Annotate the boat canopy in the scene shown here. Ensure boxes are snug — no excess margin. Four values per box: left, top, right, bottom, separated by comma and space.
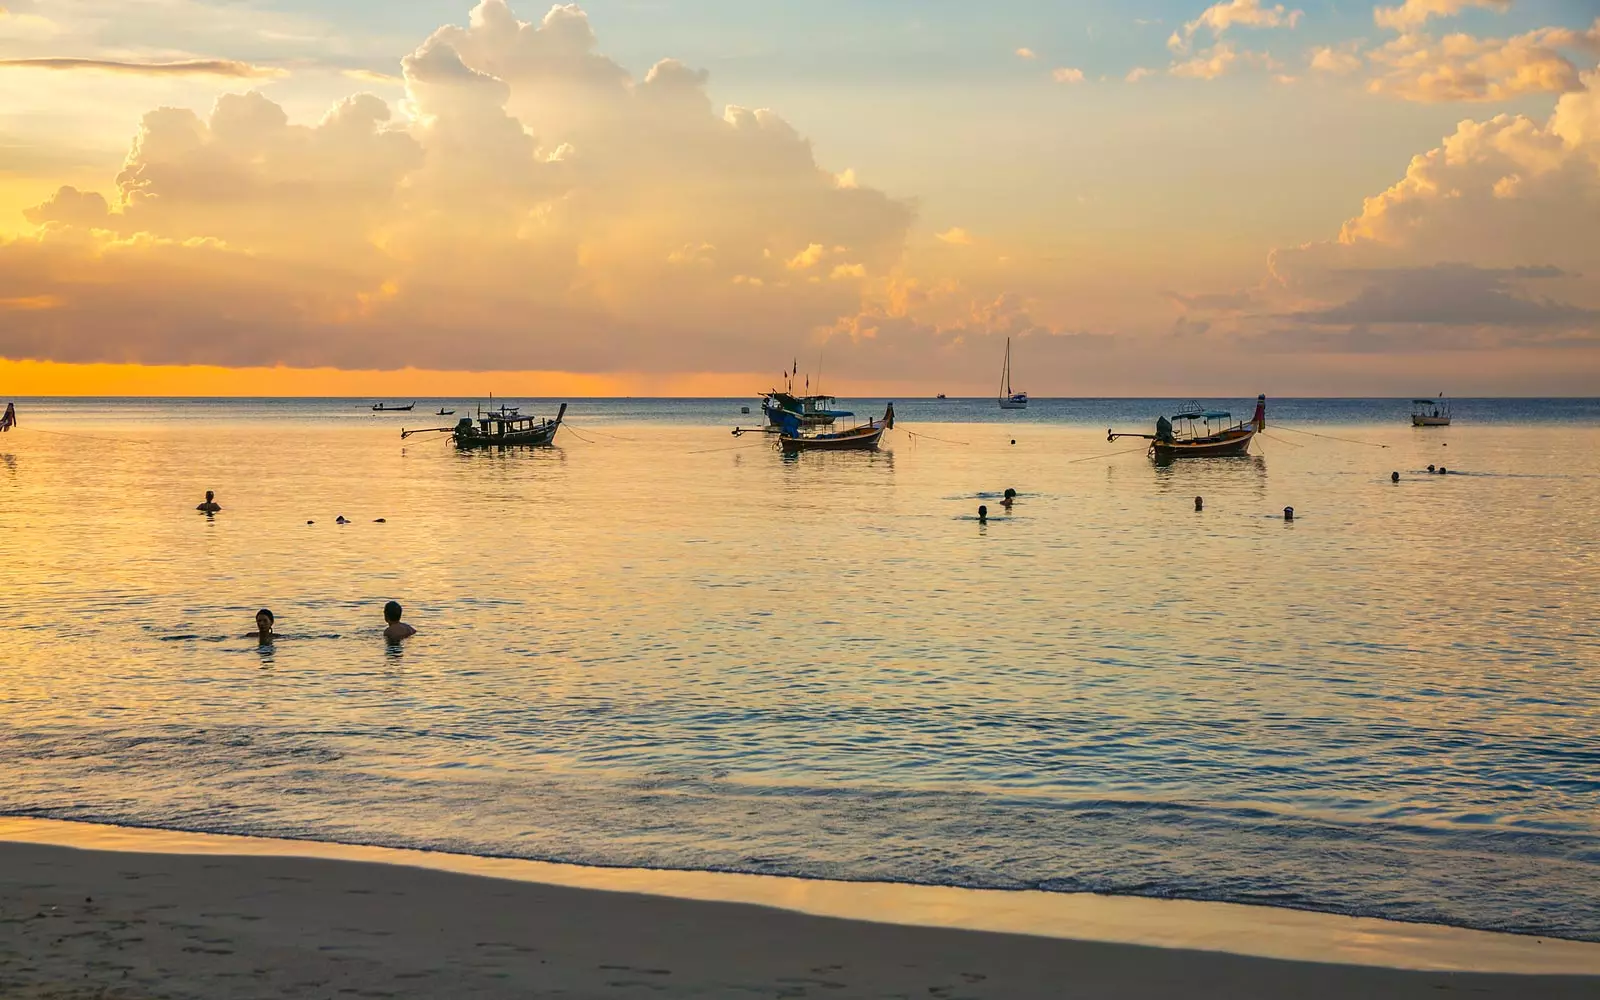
1172, 410, 1231, 420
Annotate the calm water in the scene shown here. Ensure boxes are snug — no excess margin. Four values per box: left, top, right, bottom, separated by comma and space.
1, 397, 1597, 940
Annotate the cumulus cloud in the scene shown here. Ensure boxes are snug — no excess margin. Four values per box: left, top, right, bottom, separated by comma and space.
0, 0, 924, 375
1255, 68, 1600, 352
0, 57, 283, 78
1373, 0, 1510, 32
1171, 0, 1302, 53
1051, 66, 1085, 84
1172, 42, 1243, 80
1126, 66, 1155, 82
1366, 19, 1600, 102
1015, 47, 1037, 60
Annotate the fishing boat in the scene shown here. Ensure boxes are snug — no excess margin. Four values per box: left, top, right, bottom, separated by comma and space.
372, 401, 415, 412
998, 338, 1027, 409
733, 403, 894, 453
0, 402, 15, 433
1411, 395, 1451, 426
761, 390, 853, 429
936, 393, 947, 400
401, 403, 566, 449
1108, 395, 1266, 460
437, 408, 455, 416
778, 403, 894, 453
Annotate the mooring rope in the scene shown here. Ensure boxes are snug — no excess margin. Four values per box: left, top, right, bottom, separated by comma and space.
1269, 424, 1389, 449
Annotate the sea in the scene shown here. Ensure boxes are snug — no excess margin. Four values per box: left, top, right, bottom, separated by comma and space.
1, 397, 1596, 941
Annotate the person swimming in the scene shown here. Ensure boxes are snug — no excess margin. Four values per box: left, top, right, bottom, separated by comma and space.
253, 608, 277, 642
977, 504, 988, 523
1001, 488, 1017, 508
383, 600, 416, 641
1194, 496, 1204, 512
196, 490, 221, 513
1391, 472, 1400, 483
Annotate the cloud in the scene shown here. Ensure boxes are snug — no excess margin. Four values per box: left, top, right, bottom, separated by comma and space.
1310, 44, 1363, 75
1172, 0, 1302, 53
1366, 19, 1600, 102
1373, 0, 1510, 32
0, 1, 919, 375
935, 227, 973, 245
1015, 47, 1037, 60
1249, 68, 1600, 352
1125, 66, 1155, 82
343, 68, 403, 86
1288, 264, 1595, 327
1171, 42, 1242, 80
1051, 66, 1085, 84
0, 57, 284, 78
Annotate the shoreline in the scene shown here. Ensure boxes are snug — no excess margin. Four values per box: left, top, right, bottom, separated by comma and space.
3, 817, 1597, 982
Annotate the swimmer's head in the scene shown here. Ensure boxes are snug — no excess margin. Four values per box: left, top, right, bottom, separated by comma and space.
384, 600, 403, 623
255, 608, 274, 632
978, 504, 988, 520
1391, 472, 1399, 482
1004, 488, 1017, 499
205, 490, 215, 501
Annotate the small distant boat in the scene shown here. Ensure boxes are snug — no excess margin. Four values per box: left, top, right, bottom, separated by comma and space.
0, 401, 15, 433
372, 402, 415, 412
936, 393, 947, 400
998, 338, 1027, 409
437, 408, 455, 416
1109, 395, 1266, 460
1412, 394, 1451, 427
778, 403, 895, 453
402, 403, 566, 448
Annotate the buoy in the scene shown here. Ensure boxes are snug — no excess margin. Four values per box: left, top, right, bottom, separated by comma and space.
1194, 496, 1204, 511
307, 520, 315, 525
1283, 506, 1294, 521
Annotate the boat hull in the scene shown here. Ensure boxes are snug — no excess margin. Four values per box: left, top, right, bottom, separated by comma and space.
1152, 428, 1256, 459
778, 425, 885, 453
1412, 416, 1451, 427
454, 426, 559, 449
998, 401, 1028, 410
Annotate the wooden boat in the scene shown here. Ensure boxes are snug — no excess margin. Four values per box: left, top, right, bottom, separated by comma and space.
936, 393, 947, 400
998, 338, 1027, 409
401, 403, 566, 448
1411, 395, 1451, 426
778, 403, 894, 453
372, 402, 415, 412
0, 402, 15, 433
437, 408, 455, 416
1109, 395, 1266, 460
761, 390, 853, 429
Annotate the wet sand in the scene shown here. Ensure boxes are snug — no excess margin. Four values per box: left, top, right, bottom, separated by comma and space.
2, 821, 1598, 999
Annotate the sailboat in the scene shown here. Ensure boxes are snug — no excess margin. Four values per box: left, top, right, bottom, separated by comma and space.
998, 338, 1028, 409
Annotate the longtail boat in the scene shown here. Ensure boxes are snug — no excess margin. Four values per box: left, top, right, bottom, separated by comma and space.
1108, 395, 1265, 460
761, 390, 853, 429
372, 401, 415, 412
401, 403, 566, 448
0, 402, 15, 433
1411, 395, 1451, 426
731, 403, 894, 453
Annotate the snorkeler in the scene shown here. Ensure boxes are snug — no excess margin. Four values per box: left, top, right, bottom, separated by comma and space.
196, 490, 221, 513
383, 600, 416, 641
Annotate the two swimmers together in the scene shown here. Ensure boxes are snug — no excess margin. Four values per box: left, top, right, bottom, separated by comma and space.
251, 601, 416, 644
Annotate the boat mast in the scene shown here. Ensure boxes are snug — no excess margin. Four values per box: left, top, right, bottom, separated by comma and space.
1000, 338, 1011, 400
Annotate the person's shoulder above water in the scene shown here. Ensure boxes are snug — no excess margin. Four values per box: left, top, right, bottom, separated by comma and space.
196, 490, 221, 512
382, 600, 415, 640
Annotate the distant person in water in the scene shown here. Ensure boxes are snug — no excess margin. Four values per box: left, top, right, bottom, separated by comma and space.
383, 600, 416, 641
1002, 488, 1017, 508
253, 608, 277, 643
977, 504, 988, 523
196, 490, 221, 513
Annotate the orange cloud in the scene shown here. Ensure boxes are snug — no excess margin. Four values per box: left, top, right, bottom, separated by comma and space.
0, 57, 284, 78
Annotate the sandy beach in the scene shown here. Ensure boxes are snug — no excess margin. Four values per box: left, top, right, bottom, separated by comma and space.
2, 821, 1596, 999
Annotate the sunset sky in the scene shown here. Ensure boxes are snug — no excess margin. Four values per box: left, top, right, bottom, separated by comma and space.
2, 0, 1598, 396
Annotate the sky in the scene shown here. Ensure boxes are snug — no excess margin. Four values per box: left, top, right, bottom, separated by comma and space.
1, 0, 1598, 396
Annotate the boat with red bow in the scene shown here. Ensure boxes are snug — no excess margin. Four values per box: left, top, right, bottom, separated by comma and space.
1108, 395, 1266, 460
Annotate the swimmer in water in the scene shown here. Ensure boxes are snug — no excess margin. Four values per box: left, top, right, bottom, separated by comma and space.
196, 490, 221, 513
253, 608, 277, 643
383, 600, 416, 641
1194, 496, 1204, 512
1391, 472, 1400, 483
977, 504, 988, 523
1001, 488, 1017, 508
